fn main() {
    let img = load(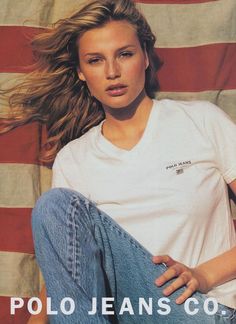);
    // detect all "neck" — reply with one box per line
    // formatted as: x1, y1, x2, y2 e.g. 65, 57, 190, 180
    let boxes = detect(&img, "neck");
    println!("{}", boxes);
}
102, 90, 153, 138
